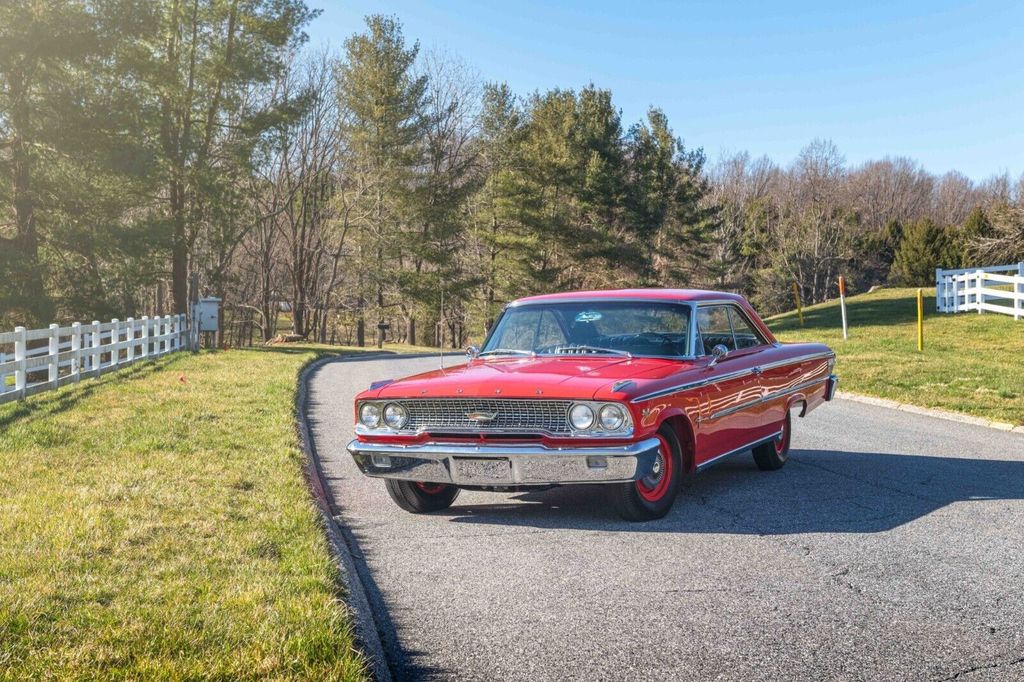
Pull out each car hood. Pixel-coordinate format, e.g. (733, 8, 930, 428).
(369, 356, 699, 401)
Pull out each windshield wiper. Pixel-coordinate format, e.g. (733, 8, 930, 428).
(478, 348, 537, 357)
(554, 345, 632, 358)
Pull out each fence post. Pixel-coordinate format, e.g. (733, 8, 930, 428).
(170, 314, 179, 351)
(92, 321, 102, 376)
(14, 326, 26, 399)
(975, 269, 984, 314)
(110, 319, 120, 368)
(141, 316, 149, 358)
(164, 314, 172, 355)
(71, 322, 81, 383)
(48, 323, 59, 388)
(935, 268, 943, 312)
(126, 317, 135, 363)
(1011, 262, 1019, 321)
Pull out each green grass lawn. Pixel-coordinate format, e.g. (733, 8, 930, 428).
(767, 287, 1023, 426)
(0, 345, 383, 680)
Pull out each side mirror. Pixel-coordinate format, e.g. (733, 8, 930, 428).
(466, 345, 480, 360)
(707, 344, 729, 367)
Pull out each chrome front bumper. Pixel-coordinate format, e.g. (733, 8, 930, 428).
(346, 437, 662, 486)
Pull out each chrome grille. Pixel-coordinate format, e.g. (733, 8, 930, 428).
(397, 398, 572, 434)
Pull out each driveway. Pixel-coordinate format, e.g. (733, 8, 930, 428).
(306, 354, 1024, 681)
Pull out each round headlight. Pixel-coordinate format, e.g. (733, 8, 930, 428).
(598, 404, 627, 431)
(359, 403, 381, 428)
(569, 403, 596, 431)
(383, 403, 408, 429)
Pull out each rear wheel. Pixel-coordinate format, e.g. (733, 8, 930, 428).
(611, 425, 683, 521)
(752, 410, 791, 471)
(384, 480, 460, 513)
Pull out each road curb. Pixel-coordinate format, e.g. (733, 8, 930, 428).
(836, 390, 1024, 434)
(296, 354, 393, 682)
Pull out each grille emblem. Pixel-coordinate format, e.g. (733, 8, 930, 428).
(466, 410, 498, 422)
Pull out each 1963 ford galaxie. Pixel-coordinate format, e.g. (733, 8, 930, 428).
(347, 289, 837, 521)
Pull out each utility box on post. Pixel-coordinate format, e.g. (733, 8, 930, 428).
(196, 297, 222, 333)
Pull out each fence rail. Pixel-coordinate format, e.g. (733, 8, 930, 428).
(0, 314, 189, 405)
(936, 263, 1024, 319)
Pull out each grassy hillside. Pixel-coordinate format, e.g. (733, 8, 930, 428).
(0, 346, 375, 679)
(767, 287, 1023, 426)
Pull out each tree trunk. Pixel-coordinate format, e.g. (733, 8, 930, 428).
(8, 68, 52, 325)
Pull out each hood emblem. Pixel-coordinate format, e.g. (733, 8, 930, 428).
(466, 410, 498, 422)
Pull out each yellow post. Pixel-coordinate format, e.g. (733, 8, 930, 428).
(792, 282, 804, 325)
(916, 288, 924, 352)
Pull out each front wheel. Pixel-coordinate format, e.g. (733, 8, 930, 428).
(752, 410, 791, 471)
(611, 425, 683, 521)
(384, 480, 460, 513)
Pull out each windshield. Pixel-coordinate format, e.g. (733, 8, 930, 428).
(483, 301, 692, 358)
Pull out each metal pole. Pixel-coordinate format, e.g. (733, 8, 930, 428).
(838, 276, 848, 340)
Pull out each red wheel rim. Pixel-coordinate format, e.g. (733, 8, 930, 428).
(636, 434, 673, 502)
(774, 417, 789, 455)
(415, 482, 447, 495)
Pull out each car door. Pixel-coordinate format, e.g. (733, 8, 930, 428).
(693, 303, 771, 465)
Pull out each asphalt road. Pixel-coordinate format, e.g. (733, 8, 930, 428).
(306, 354, 1024, 681)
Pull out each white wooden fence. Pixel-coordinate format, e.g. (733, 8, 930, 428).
(936, 263, 1024, 319)
(0, 315, 189, 405)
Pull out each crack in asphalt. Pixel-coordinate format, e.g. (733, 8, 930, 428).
(941, 655, 1024, 680)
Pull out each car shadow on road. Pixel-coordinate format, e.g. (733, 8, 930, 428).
(436, 448, 1024, 534)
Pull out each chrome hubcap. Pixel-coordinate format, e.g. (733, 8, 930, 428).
(642, 451, 665, 488)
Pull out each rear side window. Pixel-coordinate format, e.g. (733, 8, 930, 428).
(697, 305, 766, 354)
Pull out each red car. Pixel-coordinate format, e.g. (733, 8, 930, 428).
(347, 289, 837, 521)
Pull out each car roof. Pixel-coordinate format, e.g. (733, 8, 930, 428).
(510, 288, 745, 306)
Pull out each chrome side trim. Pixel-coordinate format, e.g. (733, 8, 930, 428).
(707, 374, 831, 421)
(754, 351, 835, 373)
(630, 350, 836, 403)
(696, 430, 782, 472)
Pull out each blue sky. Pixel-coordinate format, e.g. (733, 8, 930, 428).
(306, 1, 1023, 181)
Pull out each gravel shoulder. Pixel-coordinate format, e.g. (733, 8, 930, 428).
(306, 354, 1024, 681)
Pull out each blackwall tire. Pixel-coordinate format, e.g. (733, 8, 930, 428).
(611, 425, 683, 522)
(384, 480, 460, 513)
(752, 410, 791, 471)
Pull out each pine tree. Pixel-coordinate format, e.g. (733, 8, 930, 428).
(890, 218, 956, 286)
(338, 15, 429, 347)
(468, 82, 532, 333)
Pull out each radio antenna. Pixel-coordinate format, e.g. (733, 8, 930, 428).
(439, 289, 445, 370)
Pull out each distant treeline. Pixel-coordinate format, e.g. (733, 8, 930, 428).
(2, 4, 1022, 345)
